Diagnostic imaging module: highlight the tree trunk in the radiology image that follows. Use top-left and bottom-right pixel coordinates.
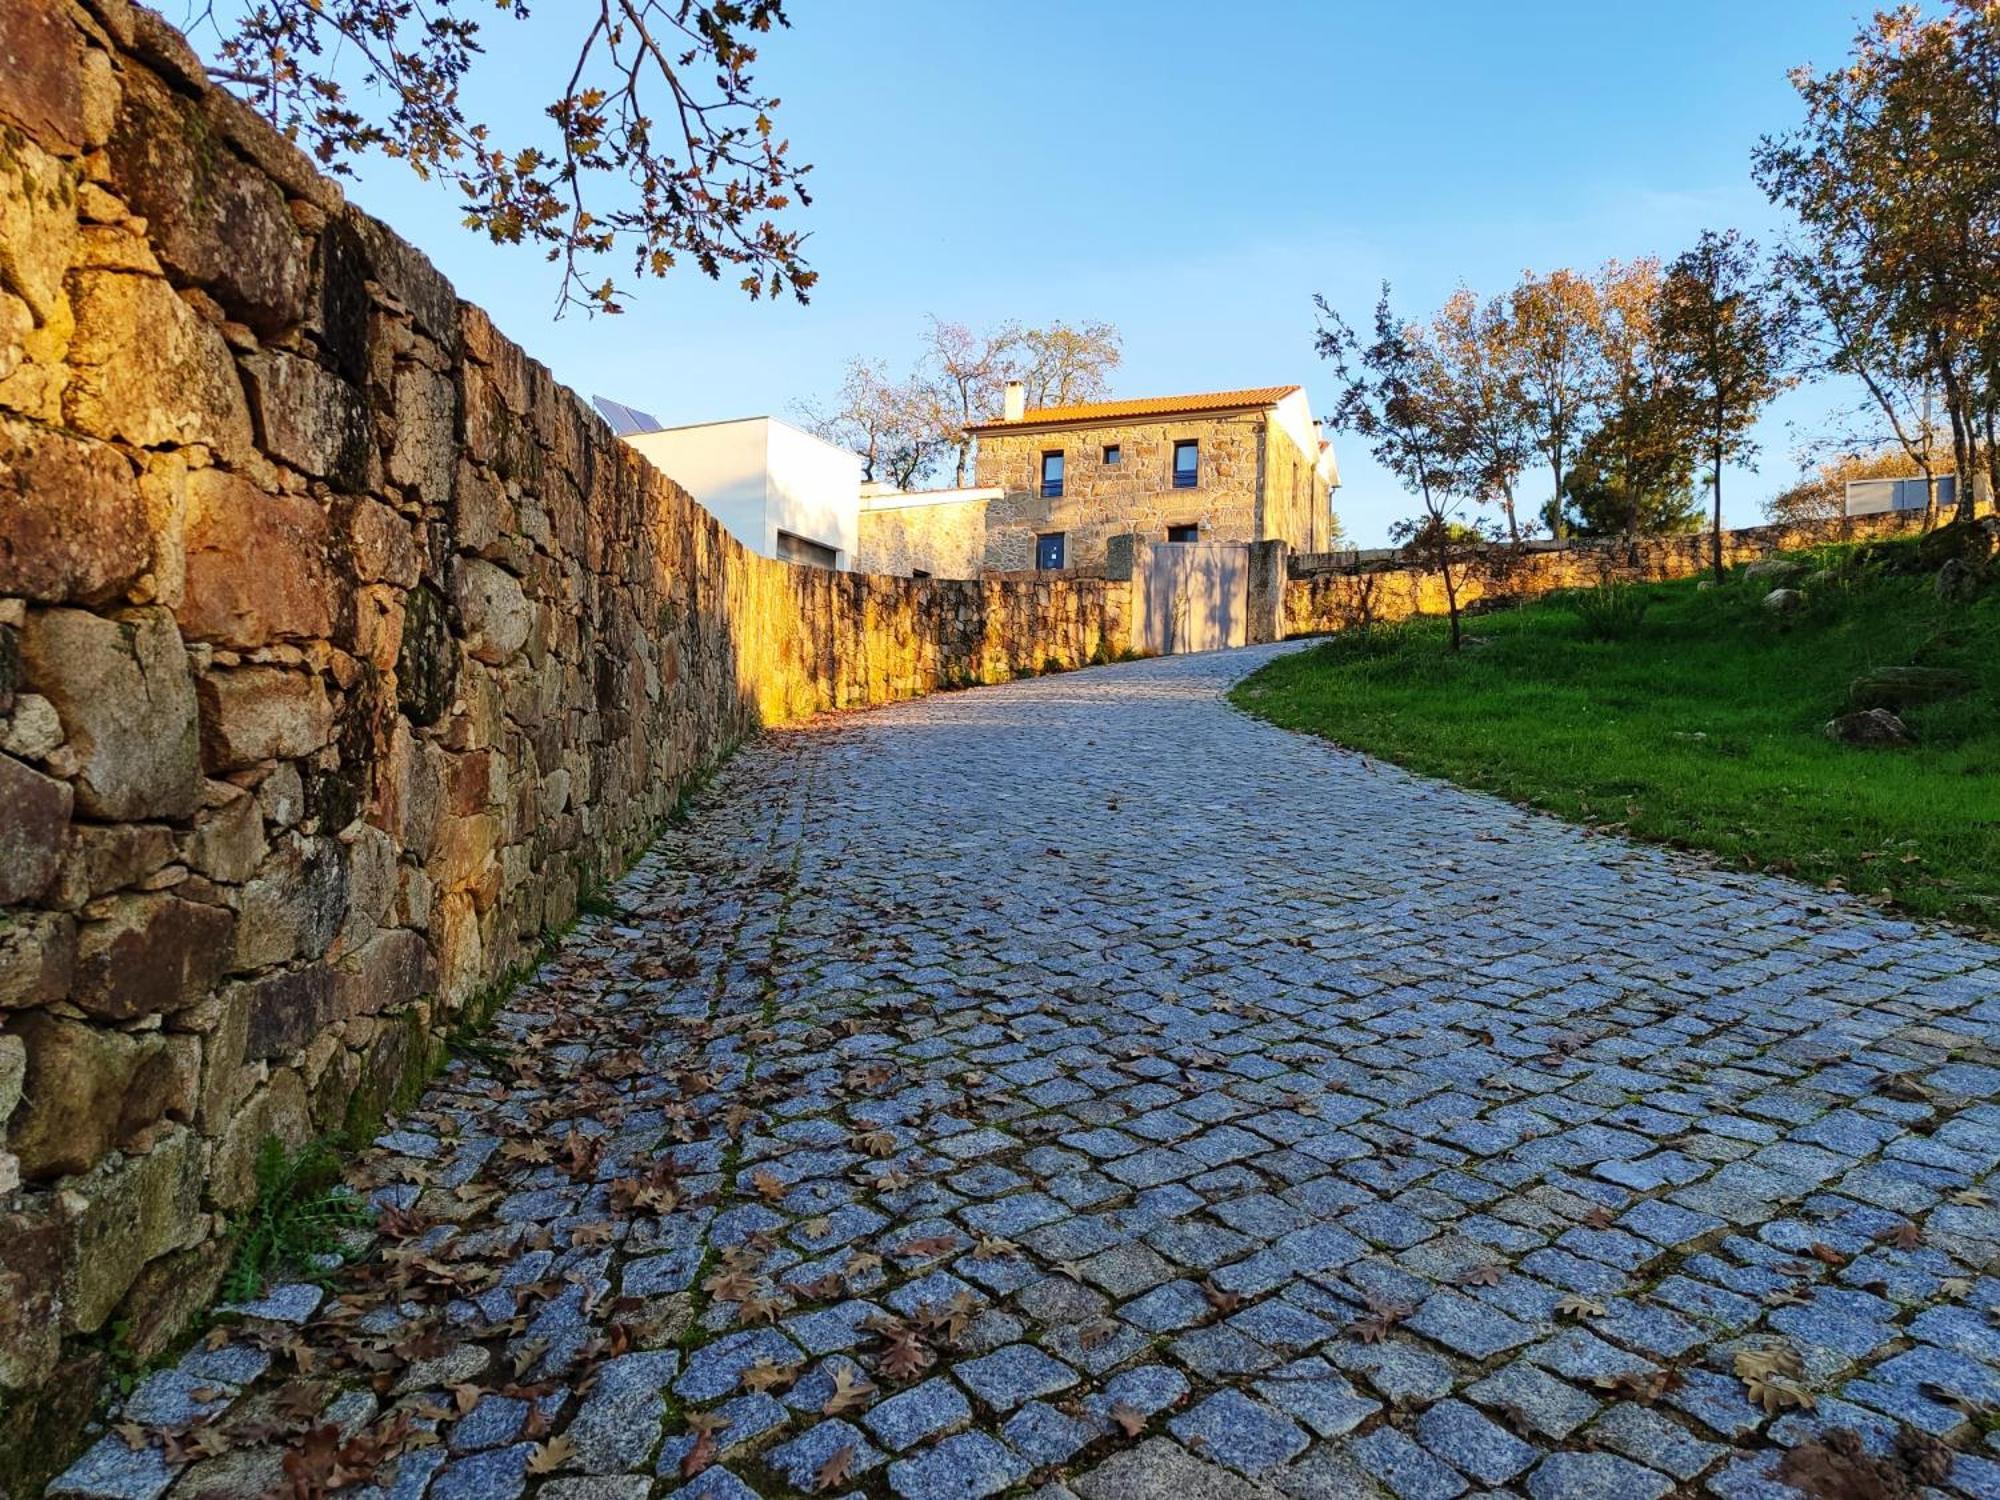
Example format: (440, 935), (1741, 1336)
(1502, 485), (1520, 547)
(1550, 456), (1566, 540)
(1709, 439), (1724, 583)
(1921, 463), (1939, 532)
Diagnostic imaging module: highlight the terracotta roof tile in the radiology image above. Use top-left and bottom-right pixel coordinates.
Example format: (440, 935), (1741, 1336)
(966, 385), (1300, 432)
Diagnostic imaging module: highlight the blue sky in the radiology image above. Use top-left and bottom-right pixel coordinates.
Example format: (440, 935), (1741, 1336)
(192, 1), (1873, 545)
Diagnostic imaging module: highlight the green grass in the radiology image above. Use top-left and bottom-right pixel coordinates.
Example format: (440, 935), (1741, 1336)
(1232, 536), (2000, 931)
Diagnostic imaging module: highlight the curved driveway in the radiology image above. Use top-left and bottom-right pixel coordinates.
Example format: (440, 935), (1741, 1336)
(59, 646), (2000, 1500)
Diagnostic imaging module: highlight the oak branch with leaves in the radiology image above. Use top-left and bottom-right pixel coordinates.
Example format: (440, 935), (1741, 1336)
(195, 0), (814, 316)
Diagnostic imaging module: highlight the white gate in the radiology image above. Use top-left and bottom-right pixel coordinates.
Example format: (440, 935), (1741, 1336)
(1137, 542), (1249, 655)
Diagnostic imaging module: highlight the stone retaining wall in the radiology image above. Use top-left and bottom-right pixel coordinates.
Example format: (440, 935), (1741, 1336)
(0, 0), (1128, 1462)
(1283, 512), (1934, 636)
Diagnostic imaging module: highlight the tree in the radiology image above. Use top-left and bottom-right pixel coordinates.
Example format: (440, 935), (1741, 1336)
(1768, 445), (1946, 526)
(917, 319), (1027, 486)
(1017, 322), (1123, 408)
(1658, 231), (1796, 580)
(1316, 288), (1492, 652)
(1425, 289), (1533, 544)
(1506, 269), (1605, 541)
(1754, 3), (2000, 519)
(1782, 241), (1951, 527)
(792, 359), (940, 488)
(1555, 411), (1703, 539)
(193, 1), (815, 316)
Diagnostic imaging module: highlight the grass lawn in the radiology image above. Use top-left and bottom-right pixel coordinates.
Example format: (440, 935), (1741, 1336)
(1232, 535), (2000, 932)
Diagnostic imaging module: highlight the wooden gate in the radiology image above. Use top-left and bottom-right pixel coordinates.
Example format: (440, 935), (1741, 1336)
(1136, 541), (1250, 655)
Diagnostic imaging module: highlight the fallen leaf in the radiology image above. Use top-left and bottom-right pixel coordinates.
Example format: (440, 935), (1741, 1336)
(526, 1435), (575, 1474)
(822, 1365), (876, 1416)
(816, 1443), (856, 1491)
(1460, 1265), (1504, 1288)
(1555, 1294), (1607, 1320)
(1107, 1401), (1147, 1437)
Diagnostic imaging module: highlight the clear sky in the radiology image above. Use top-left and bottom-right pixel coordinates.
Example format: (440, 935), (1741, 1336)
(189, 1), (1877, 545)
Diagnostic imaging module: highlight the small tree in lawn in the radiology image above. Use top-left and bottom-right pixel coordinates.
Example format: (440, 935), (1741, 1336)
(1316, 287), (1489, 652)
(1659, 230), (1797, 582)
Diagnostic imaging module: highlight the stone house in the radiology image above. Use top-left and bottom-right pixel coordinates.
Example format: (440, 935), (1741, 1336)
(967, 384), (1340, 573)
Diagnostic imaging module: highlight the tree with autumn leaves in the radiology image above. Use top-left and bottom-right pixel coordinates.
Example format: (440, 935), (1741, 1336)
(1756, 1), (2000, 525)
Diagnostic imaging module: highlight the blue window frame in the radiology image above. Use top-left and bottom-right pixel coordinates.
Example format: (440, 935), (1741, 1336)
(1172, 439), (1199, 489)
(1036, 533), (1066, 571)
(1102, 444), (1122, 466)
(1040, 450), (1065, 498)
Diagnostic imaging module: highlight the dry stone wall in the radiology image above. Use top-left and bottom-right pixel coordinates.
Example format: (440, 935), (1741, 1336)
(0, 0), (1128, 1456)
(1283, 513), (1936, 636)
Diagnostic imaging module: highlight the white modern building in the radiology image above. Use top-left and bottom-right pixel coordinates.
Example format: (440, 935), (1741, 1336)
(597, 399), (861, 569)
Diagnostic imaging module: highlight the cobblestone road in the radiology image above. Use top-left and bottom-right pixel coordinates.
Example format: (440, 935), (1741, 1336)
(58, 646), (2000, 1500)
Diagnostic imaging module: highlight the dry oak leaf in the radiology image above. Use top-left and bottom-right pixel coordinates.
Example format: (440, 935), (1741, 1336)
(1348, 1297), (1412, 1343)
(1107, 1401), (1148, 1437)
(1200, 1280), (1242, 1316)
(816, 1443), (857, 1492)
(1735, 1343), (1814, 1414)
(1950, 1189), (1992, 1208)
(971, 1235), (1018, 1262)
(853, 1131), (898, 1159)
(749, 1168), (787, 1203)
(1806, 1242), (1848, 1267)
(738, 1357), (802, 1393)
(1555, 1294), (1607, 1320)
(526, 1435), (575, 1474)
(822, 1365), (877, 1416)
(1460, 1265), (1505, 1288)
(1875, 1222), (1923, 1251)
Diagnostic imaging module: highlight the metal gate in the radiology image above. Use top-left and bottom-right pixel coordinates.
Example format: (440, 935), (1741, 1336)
(1137, 541), (1249, 655)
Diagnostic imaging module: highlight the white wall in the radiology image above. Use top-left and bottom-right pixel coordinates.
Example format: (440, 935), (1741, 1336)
(624, 417), (862, 567)
(766, 419), (862, 565)
(626, 418), (774, 558)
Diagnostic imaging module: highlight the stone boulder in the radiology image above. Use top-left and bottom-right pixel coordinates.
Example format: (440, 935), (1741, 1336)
(454, 557), (532, 665)
(229, 833), (348, 971)
(70, 893), (233, 1022)
(180, 469), (338, 648)
(1937, 556), (1987, 605)
(65, 270), (256, 464)
(6, 1014), (193, 1180)
(1744, 557), (1807, 586)
(18, 606), (201, 820)
(56, 1127), (205, 1334)
(240, 350), (371, 490)
(1761, 588), (1805, 615)
(0, 752), (70, 904)
(0, 911), (74, 1010)
(0, 420), (148, 606)
(1916, 517), (1997, 572)
(104, 70), (308, 337)
(1824, 708), (1916, 748)
(1848, 666), (1975, 712)
(196, 665), (334, 771)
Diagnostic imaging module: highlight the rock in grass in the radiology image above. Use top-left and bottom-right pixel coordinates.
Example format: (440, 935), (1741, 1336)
(1761, 588), (1805, 615)
(1744, 557), (1807, 586)
(1936, 556), (1987, 604)
(1824, 708), (1916, 747)
(1847, 666), (1974, 711)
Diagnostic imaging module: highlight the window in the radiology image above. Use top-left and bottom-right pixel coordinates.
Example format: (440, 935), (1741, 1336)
(1167, 523), (1199, 543)
(1172, 439), (1199, 489)
(1036, 533), (1066, 571)
(1102, 444), (1122, 466)
(775, 530), (838, 570)
(1040, 450), (1065, 498)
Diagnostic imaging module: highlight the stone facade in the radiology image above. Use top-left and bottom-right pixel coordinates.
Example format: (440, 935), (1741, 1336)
(852, 490), (991, 579)
(971, 389), (1337, 574)
(0, 0), (1130, 1467)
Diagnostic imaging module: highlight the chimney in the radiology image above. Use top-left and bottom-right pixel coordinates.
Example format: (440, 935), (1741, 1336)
(1003, 380), (1025, 421)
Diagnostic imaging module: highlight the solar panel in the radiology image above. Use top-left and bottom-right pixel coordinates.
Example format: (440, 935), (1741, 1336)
(592, 395), (664, 436)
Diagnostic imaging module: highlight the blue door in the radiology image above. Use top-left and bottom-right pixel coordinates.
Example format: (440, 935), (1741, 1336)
(1036, 533), (1066, 571)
